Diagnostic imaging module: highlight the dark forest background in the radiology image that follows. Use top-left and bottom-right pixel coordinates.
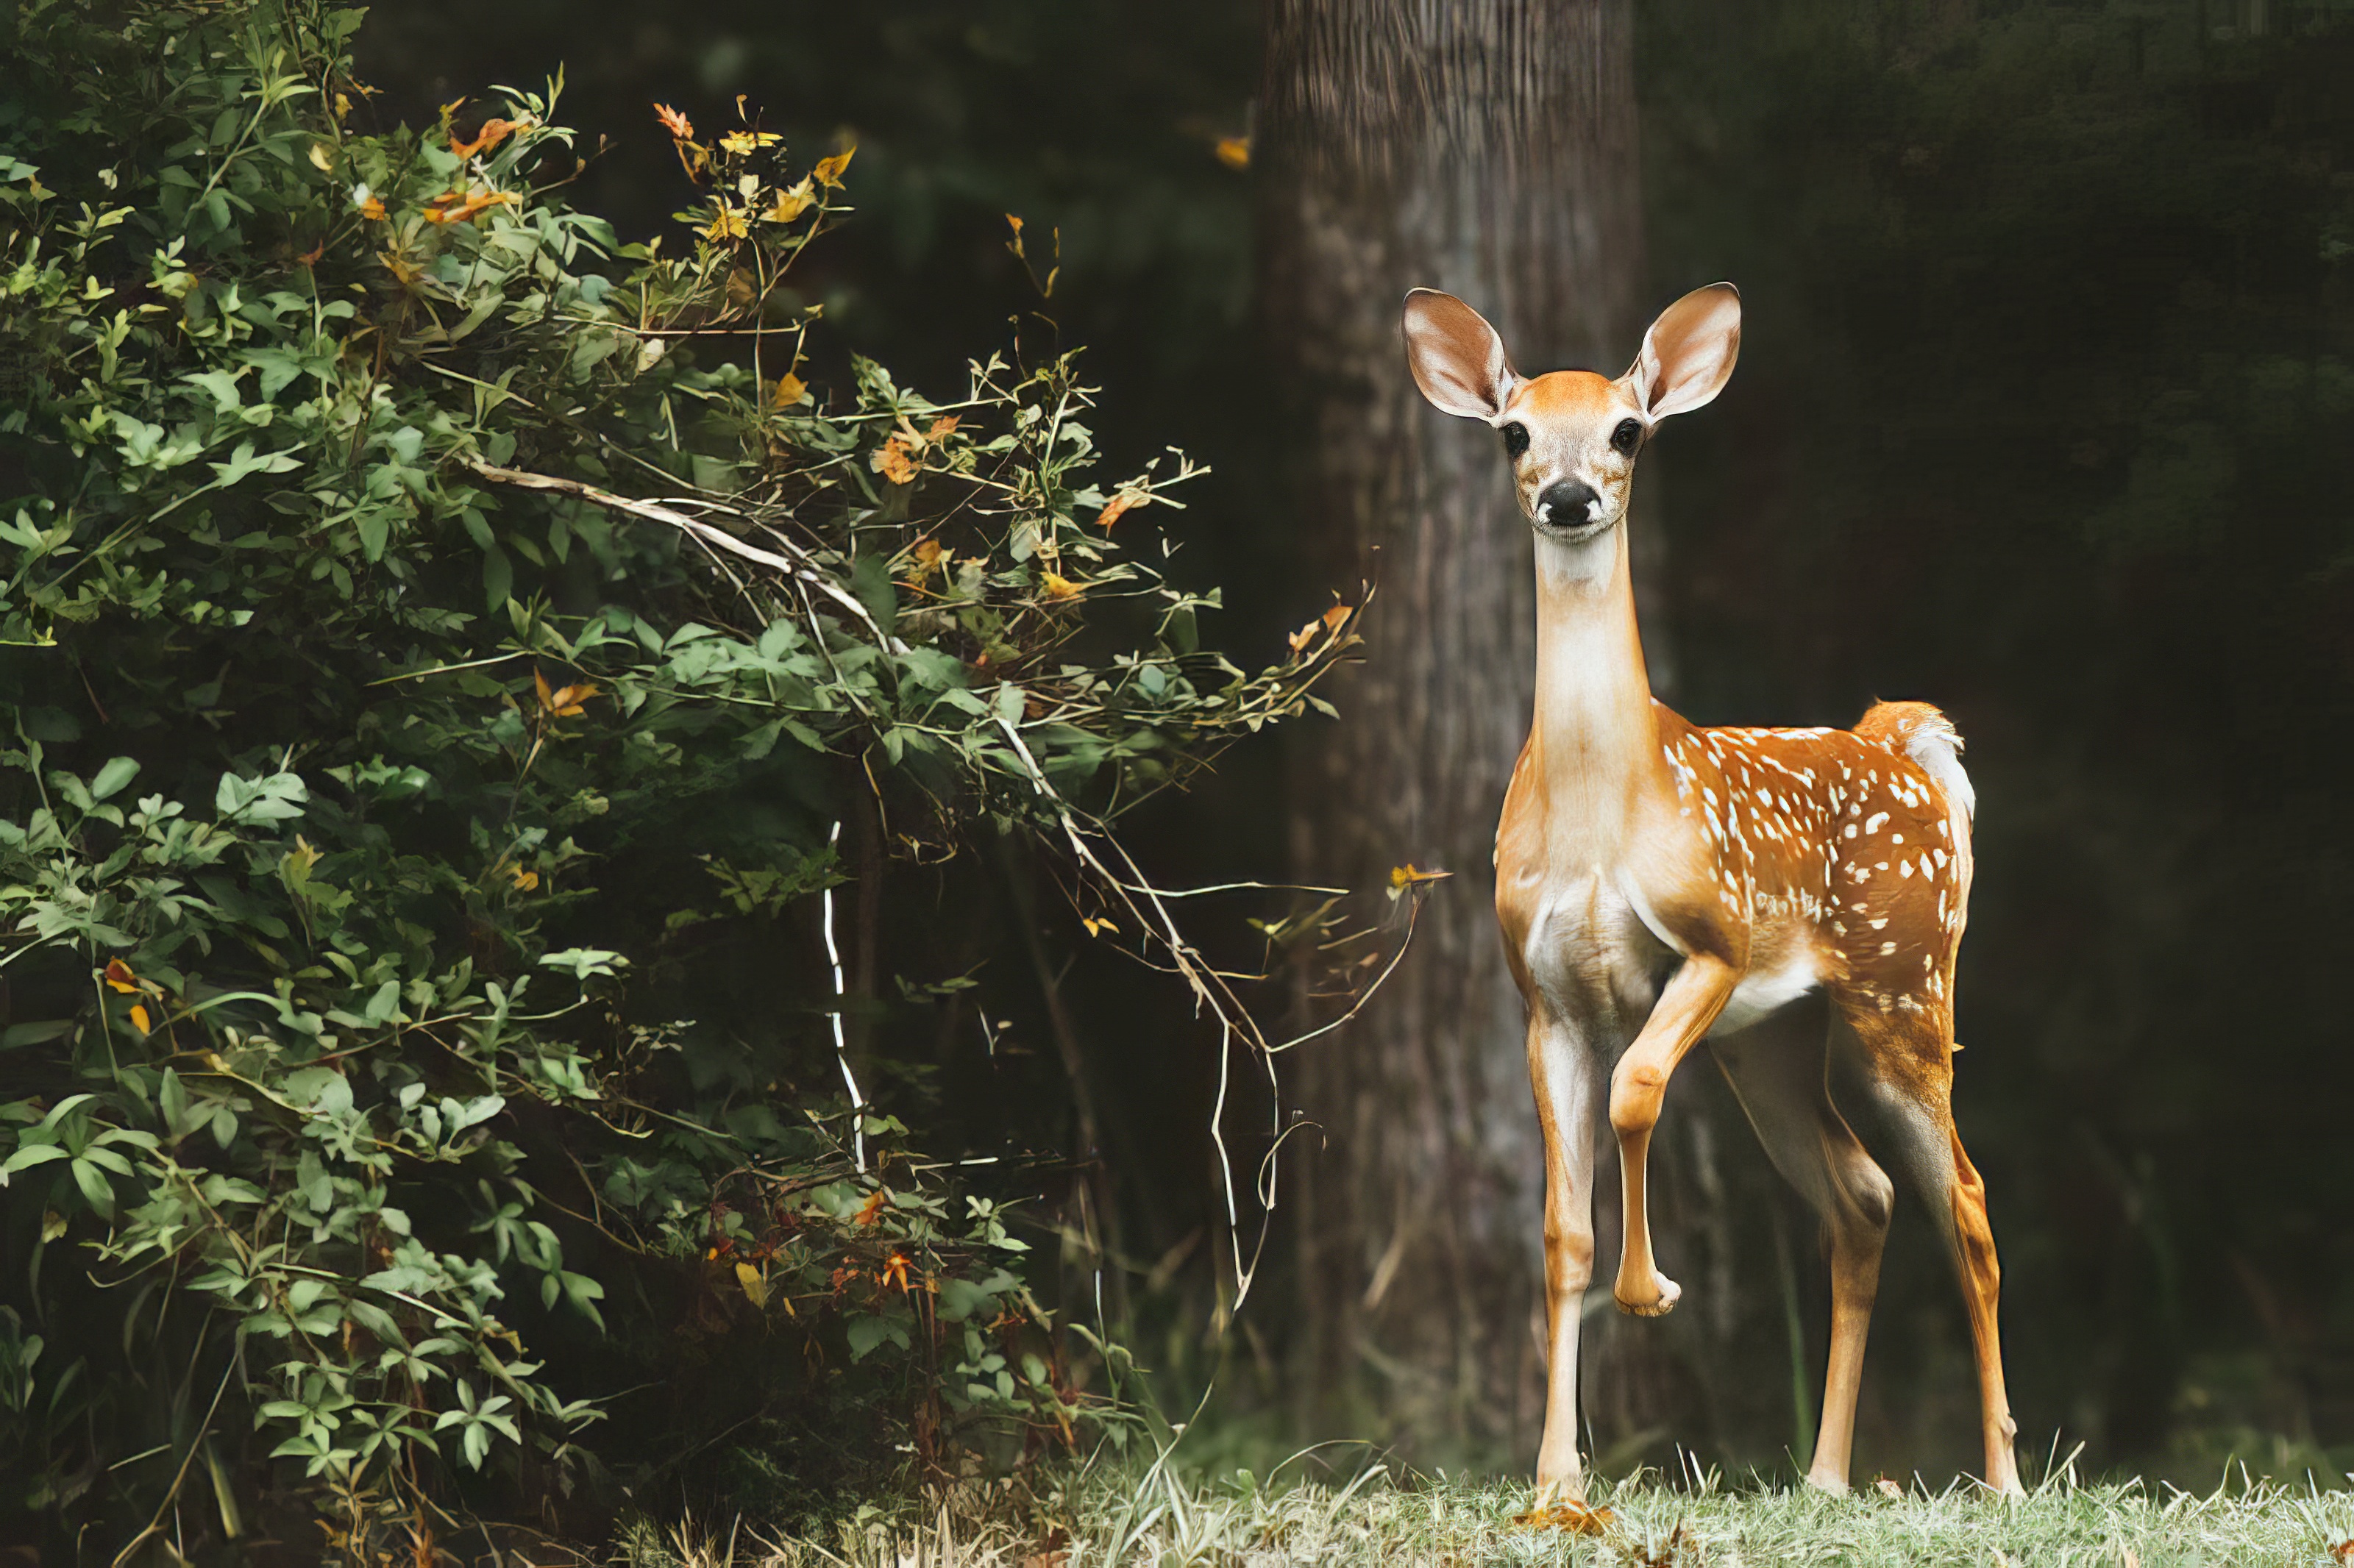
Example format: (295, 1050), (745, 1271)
(351, 0), (2353, 1489)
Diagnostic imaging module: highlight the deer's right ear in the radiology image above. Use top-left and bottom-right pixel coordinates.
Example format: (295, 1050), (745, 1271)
(1403, 289), (1519, 420)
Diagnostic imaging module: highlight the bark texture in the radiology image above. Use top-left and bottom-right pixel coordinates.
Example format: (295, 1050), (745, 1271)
(1260, 0), (1711, 1462)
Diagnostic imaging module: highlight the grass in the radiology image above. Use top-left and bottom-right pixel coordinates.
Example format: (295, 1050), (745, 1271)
(615, 1456), (2354, 1567)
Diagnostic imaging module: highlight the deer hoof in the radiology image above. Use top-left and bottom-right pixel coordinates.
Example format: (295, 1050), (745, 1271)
(1613, 1269), (1682, 1316)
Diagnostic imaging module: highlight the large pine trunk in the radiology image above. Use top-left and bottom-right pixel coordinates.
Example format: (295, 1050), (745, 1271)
(1259, 0), (1732, 1465)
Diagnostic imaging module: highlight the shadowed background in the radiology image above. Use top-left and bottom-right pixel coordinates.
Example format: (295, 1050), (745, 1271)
(353, 0), (2354, 1488)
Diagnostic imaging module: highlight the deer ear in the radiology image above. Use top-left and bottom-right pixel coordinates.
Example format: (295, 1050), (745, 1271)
(1403, 290), (1520, 420)
(1630, 283), (1740, 421)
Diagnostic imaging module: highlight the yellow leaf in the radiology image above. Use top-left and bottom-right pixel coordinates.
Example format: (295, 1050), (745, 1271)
(379, 249), (423, 287)
(127, 1003), (152, 1036)
(770, 372), (806, 408)
(719, 130), (781, 156)
(1214, 135), (1251, 170)
(811, 145), (856, 188)
(1389, 863), (1452, 891)
(1039, 571), (1082, 601)
(701, 202), (750, 243)
(761, 179), (814, 224)
(1509, 1502), (1612, 1535)
(357, 193), (387, 222)
(104, 958), (139, 994)
(307, 142), (335, 173)
(734, 1261), (768, 1308)
(509, 866), (539, 892)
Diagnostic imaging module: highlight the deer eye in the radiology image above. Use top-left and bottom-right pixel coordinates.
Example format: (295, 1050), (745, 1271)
(1501, 422), (1529, 458)
(1611, 418), (1643, 455)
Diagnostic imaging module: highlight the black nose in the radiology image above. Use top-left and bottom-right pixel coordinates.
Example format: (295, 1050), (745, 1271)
(1535, 480), (1600, 527)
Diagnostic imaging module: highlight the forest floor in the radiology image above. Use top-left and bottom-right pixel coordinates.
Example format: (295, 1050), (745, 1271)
(619, 1464), (2354, 1567)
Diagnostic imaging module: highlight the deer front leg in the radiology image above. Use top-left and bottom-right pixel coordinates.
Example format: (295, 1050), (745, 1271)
(1526, 1008), (1603, 1501)
(1608, 955), (1737, 1315)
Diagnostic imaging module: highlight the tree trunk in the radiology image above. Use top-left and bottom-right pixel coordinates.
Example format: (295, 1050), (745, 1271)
(1260, 0), (1717, 1467)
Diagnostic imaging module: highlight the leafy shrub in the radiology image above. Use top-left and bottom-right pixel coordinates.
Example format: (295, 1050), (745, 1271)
(0, 1), (1354, 1557)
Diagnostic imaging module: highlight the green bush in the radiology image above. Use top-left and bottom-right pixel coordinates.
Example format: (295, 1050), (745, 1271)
(0, 1), (1351, 1556)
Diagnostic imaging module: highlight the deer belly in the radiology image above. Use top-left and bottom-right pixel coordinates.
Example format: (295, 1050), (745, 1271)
(1708, 945), (1822, 1036)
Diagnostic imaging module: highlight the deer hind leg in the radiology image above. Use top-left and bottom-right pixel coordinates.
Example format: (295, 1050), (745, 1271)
(1843, 1010), (2024, 1496)
(1526, 1008), (1604, 1502)
(1711, 1000), (1893, 1493)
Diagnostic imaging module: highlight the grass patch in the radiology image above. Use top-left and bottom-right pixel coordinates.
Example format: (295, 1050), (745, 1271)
(616, 1459), (2354, 1567)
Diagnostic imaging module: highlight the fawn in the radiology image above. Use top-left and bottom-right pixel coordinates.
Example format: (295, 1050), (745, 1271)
(1401, 283), (2021, 1499)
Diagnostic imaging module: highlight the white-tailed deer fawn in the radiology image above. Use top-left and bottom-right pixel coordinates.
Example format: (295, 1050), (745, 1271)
(1401, 283), (2021, 1499)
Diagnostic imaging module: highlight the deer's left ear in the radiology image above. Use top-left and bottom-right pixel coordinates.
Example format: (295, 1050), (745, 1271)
(1629, 283), (1740, 421)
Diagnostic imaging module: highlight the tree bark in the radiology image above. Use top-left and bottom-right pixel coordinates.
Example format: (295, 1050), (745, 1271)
(1260, 0), (1708, 1464)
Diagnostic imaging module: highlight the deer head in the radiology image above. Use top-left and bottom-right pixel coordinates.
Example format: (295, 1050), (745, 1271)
(1402, 284), (1741, 541)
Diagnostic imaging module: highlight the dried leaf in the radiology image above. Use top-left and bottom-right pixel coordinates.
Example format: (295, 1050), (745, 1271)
(2330, 1544), (2353, 1565)
(450, 116), (530, 160)
(853, 1189), (888, 1226)
(811, 145), (856, 188)
(1389, 864), (1452, 893)
(653, 102), (694, 140)
(1039, 571), (1082, 601)
(1096, 491), (1147, 530)
(377, 249), (424, 287)
(104, 958), (139, 994)
(734, 1260), (768, 1308)
(925, 415), (960, 441)
(881, 1250), (912, 1291)
(1510, 1501), (1612, 1535)
(307, 141), (335, 173)
(127, 1003), (152, 1036)
(719, 129), (781, 156)
(509, 866), (539, 892)
(874, 437), (918, 485)
(1873, 1476), (1904, 1500)
(1214, 135), (1251, 170)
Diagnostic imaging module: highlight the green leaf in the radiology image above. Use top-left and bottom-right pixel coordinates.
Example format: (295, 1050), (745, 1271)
(88, 756), (140, 800)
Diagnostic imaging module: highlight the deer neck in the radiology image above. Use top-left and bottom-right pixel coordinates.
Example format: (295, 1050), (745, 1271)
(1525, 524), (1663, 857)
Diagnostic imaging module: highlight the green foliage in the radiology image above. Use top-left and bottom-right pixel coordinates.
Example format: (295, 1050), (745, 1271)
(0, 0), (1345, 1555)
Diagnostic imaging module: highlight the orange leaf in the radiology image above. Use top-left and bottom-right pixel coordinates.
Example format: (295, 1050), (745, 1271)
(811, 145), (856, 188)
(1320, 603), (1351, 635)
(770, 372), (807, 408)
(925, 415), (959, 441)
(1510, 1502), (1613, 1535)
(881, 1250), (913, 1291)
(104, 958), (139, 994)
(873, 437), (918, 486)
(509, 866), (539, 892)
(1096, 491), (1147, 530)
(127, 1003), (152, 1036)
(357, 193), (388, 221)
(853, 1189), (889, 1226)
(1213, 135), (1251, 170)
(378, 249), (424, 287)
(653, 102), (694, 141)
(449, 115), (530, 160)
